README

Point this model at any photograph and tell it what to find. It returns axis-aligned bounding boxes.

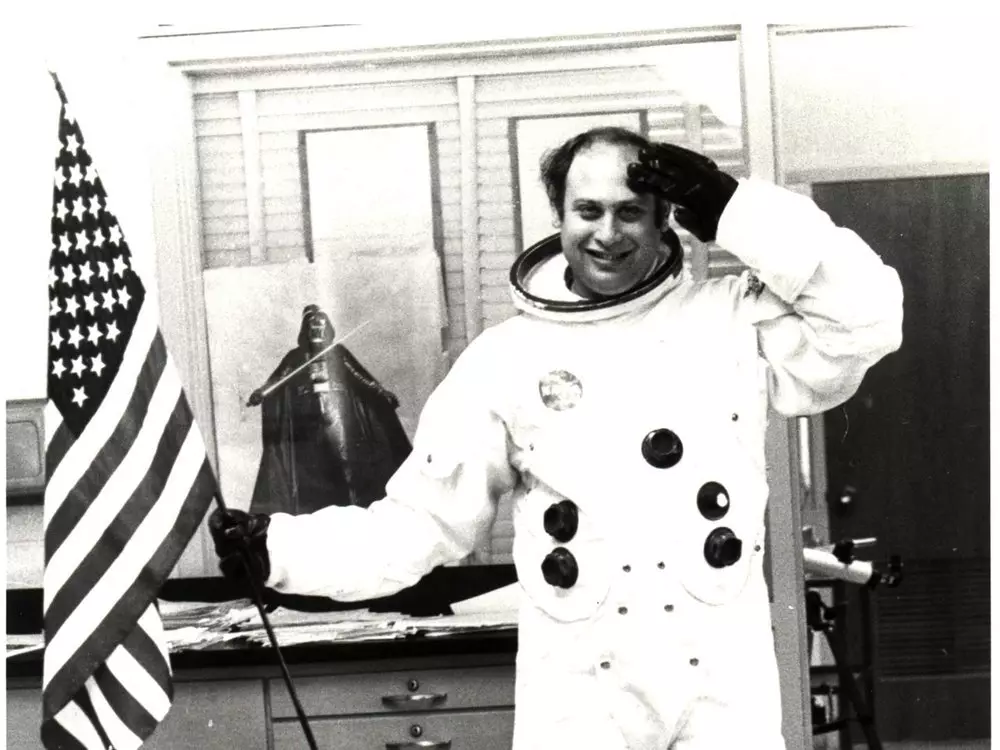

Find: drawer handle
[381,693,447,709]
[385,742,452,749]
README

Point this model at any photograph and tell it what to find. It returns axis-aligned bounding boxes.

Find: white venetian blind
[192,78,467,359]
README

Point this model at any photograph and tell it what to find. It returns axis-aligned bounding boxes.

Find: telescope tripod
[807,582,882,750]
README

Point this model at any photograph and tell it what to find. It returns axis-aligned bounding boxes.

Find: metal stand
[807,582,881,750]
[803,539,901,750]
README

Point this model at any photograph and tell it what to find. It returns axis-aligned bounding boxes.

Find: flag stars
[79,263,94,286]
[83,293,98,315]
[90,353,106,378]
[68,164,83,187]
[55,199,69,222]
[61,265,77,286]
[71,386,87,407]
[67,325,84,349]
[112,256,128,278]
[87,196,101,217]
[64,133,80,156]
[108,225,122,246]
[50,298,62,317]
[87,322,103,345]
[70,355,87,379]
[58,233,73,256]
[106,320,121,342]
[101,290,116,312]
[49,266,60,289]
[51,329,64,349]
[52,358,67,378]
[64,296,81,318]
[72,198,87,221]
[54,166,67,190]
[96,261,109,281]
[76,231,91,254]
[117,286,132,309]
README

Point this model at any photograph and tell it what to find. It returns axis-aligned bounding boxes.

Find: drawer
[272,708,514,750]
[7,399,45,497]
[269,665,515,718]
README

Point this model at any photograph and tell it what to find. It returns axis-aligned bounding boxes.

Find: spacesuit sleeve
[715,178,903,416]
[262,331,517,601]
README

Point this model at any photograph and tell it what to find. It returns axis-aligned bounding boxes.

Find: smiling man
[211,127,904,749]
[559,137,664,298]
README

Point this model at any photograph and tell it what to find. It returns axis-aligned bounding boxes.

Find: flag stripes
[44,694,110,750]
[44,301,158,528]
[43,426,209,715]
[44,330,174,608]
[45,398,195,638]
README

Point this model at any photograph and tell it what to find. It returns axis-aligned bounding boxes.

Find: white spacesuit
[262,178,903,748]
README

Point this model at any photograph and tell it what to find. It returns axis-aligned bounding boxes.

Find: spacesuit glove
[626,142,738,242]
[208,508,272,587]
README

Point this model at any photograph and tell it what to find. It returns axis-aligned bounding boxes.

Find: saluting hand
[627,142,738,243]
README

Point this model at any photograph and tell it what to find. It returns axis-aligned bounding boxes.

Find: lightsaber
[247,319,372,405]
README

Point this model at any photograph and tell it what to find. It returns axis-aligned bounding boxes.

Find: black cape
[249,344,412,515]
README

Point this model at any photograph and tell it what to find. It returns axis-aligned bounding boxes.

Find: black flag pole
[211,493,319,750]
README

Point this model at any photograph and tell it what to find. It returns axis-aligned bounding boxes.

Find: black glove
[627,142,738,243]
[208,508,272,585]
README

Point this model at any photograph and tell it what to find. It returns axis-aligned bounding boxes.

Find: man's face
[559,142,663,299]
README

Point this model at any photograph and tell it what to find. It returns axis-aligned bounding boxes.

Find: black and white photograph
[5,15,991,750]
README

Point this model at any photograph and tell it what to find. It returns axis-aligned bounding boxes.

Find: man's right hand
[208,508,272,585]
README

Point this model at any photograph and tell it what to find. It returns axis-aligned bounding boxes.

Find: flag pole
[212,493,319,750]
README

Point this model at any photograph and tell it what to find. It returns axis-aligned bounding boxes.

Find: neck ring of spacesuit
[509,231,683,319]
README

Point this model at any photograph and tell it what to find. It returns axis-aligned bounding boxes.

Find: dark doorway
[813,174,989,742]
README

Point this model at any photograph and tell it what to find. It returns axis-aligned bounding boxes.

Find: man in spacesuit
[210,127,903,748]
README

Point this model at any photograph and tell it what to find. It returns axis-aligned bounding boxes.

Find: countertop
[7,564,520,683]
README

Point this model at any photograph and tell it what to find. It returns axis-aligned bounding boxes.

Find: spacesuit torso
[454,263,783,748]
[263,178,904,749]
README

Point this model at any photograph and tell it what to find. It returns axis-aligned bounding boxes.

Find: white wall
[774,25,992,179]
[4,10,168,402]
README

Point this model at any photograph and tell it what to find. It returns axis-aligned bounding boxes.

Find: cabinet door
[269,665,515,719]
[145,679,268,748]
[273,708,515,750]
[7,689,45,749]
[7,680,267,749]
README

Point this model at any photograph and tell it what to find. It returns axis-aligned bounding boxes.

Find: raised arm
[717,179,903,415]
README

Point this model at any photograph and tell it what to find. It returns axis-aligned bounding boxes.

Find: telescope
[802,536,902,589]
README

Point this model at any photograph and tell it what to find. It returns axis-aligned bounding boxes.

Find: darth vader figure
[248,305,412,515]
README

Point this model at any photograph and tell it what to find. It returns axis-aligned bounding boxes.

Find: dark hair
[539,126,668,226]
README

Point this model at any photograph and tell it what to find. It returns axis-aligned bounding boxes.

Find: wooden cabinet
[269,665,515,718]
[7,652,517,749]
[5,679,268,749]
[6,688,45,749]
[270,662,516,749]
[273,709,515,750]
[145,679,269,749]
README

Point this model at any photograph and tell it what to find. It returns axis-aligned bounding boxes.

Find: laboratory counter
[7,566,521,749]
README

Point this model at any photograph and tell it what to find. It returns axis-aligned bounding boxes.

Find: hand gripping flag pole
[212,495,319,750]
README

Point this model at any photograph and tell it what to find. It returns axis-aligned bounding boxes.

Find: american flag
[41,73,217,749]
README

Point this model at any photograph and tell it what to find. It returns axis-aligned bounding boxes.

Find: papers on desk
[7,633,45,659]
[8,587,522,658]
[151,589,520,652]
